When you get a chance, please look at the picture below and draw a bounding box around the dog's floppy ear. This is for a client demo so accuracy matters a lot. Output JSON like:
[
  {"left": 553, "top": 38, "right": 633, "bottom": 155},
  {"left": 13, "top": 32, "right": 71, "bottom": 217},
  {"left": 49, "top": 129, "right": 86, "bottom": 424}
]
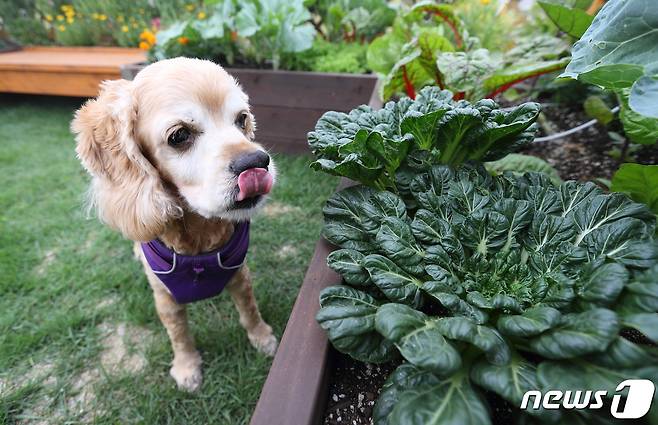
[{"left": 72, "top": 79, "right": 181, "bottom": 241}]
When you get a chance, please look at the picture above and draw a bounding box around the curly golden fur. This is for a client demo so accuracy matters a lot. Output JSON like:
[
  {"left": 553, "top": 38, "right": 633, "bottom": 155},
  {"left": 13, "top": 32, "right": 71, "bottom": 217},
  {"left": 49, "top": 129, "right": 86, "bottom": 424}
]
[{"left": 72, "top": 58, "right": 277, "bottom": 392}]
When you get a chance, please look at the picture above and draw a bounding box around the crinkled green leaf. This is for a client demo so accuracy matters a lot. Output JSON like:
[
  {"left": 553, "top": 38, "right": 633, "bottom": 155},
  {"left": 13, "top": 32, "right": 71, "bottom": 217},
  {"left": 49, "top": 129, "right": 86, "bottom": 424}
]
[
  {"left": 530, "top": 309, "right": 619, "bottom": 359},
  {"left": 577, "top": 263, "right": 628, "bottom": 305},
  {"left": 322, "top": 186, "right": 376, "bottom": 252},
  {"left": 497, "top": 306, "right": 562, "bottom": 337},
  {"left": 326, "top": 249, "right": 370, "bottom": 286},
  {"left": 317, "top": 286, "right": 396, "bottom": 363},
  {"left": 434, "top": 317, "right": 511, "bottom": 365},
  {"left": 376, "top": 363, "right": 491, "bottom": 425},
  {"left": 375, "top": 304, "right": 461, "bottom": 375},
  {"left": 471, "top": 356, "right": 558, "bottom": 420},
  {"left": 363, "top": 254, "right": 424, "bottom": 306},
  {"left": 376, "top": 217, "right": 425, "bottom": 275}
]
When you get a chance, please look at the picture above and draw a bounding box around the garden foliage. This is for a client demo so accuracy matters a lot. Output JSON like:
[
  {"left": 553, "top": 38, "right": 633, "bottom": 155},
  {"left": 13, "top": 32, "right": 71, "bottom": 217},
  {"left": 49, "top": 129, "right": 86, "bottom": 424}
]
[
  {"left": 310, "top": 91, "right": 658, "bottom": 424},
  {"left": 366, "top": 1, "right": 570, "bottom": 100},
  {"left": 558, "top": 0, "right": 658, "bottom": 145}
]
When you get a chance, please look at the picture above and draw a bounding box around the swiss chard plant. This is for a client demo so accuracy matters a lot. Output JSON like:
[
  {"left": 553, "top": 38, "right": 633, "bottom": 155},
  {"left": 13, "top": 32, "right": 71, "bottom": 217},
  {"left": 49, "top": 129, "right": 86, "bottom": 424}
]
[
  {"left": 307, "top": 0, "right": 396, "bottom": 43},
  {"left": 308, "top": 87, "right": 541, "bottom": 192},
  {"left": 309, "top": 92, "right": 658, "bottom": 424},
  {"left": 366, "top": 1, "right": 570, "bottom": 100}
]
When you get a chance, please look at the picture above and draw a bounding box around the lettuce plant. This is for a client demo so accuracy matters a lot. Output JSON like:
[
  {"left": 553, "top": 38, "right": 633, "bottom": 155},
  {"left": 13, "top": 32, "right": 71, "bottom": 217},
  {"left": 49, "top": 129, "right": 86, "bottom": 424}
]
[
  {"left": 308, "top": 87, "right": 540, "bottom": 192},
  {"left": 316, "top": 164, "right": 658, "bottom": 424}
]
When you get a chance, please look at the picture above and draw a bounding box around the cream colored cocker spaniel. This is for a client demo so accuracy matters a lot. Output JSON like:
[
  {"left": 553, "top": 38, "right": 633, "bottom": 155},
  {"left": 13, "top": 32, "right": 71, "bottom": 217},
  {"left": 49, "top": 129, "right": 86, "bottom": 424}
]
[{"left": 72, "top": 57, "right": 278, "bottom": 392}]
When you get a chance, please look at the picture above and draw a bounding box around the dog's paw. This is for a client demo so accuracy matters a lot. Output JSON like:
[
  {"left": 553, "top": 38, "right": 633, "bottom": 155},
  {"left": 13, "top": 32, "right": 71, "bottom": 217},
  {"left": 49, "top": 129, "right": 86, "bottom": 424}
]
[
  {"left": 170, "top": 352, "right": 203, "bottom": 392},
  {"left": 248, "top": 324, "right": 278, "bottom": 357}
]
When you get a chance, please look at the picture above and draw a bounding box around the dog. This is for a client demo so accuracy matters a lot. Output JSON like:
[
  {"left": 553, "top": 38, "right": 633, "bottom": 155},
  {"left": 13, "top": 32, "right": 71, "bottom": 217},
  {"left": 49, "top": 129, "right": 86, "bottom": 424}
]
[{"left": 72, "top": 57, "right": 278, "bottom": 392}]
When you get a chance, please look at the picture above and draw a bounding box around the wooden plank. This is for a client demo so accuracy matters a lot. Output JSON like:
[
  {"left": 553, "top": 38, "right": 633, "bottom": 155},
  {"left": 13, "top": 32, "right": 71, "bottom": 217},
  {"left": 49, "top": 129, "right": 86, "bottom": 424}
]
[
  {"left": 0, "top": 46, "right": 146, "bottom": 96},
  {"left": 250, "top": 179, "right": 358, "bottom": 425},
  {"left": 251, "top": 105, "right": 327, "bottom": 154},
  {"left": 0, "top": 69, "right": 119, "bottom": 97},
  {"left": 230, "top": 69, "right": 377, "bottom": 110},
  {"left": 249, "top": 236, "right": 340, "bottom": 425},
  {"left": 0, "top": 46, "right": 145, "bottom": 73}
]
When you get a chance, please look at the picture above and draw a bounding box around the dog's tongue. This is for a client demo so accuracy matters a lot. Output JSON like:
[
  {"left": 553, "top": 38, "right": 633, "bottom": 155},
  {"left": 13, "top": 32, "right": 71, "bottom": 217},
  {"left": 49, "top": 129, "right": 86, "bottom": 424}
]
[{"left": 237, "top": 168, "right": 273, "bottom": 201}]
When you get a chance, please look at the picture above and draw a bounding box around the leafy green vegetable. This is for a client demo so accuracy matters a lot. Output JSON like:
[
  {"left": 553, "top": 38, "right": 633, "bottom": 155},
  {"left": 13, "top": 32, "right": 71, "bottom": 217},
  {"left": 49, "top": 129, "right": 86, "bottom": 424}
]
[
  {"left": 306, "top": 0, "right": 395, "bottom": 43},
  {"left": 367, "top": 1, "right": 570, "bottom": 100},
  {"left": 611, "top": 164, "right": 658, "bottom": 215},
  {"left": 151, "top": 0, "right": 315, "bottom": 70},
  {"left": 314, "top": 162, "right": 658, "bottom": 425},
  {"left": 537, "top": 1, "right": 593, "bottom": 38},
  {"left": 560, "top": 0, "right": 658, "bottom": 119},
  {"left": 308, "top": 87, "right": 540, "bottom": 191}
]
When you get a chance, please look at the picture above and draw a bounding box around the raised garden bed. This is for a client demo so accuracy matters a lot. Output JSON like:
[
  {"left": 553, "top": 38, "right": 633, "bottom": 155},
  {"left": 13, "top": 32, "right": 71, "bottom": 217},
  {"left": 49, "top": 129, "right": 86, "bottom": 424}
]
[
  {"left": 121, "top": 63, "right": 378, "bottom": 154},
  {"left": 0, "top": 46, "right": 145, "bottom": 97}
]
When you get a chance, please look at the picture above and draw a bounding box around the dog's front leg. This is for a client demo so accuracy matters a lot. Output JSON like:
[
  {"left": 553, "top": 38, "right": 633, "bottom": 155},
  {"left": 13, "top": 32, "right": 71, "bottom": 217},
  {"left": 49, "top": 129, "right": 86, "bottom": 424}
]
[
  {"left": 227, "top": 265, "right": 278, "bottom": 356},
  {"left": 151, "top": 282, "right": 203, "bottom": 392}
]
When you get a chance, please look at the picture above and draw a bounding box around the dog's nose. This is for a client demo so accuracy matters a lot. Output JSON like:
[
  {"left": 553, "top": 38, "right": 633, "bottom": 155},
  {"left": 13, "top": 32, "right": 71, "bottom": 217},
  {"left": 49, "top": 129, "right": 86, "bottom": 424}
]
[{"left": 229, "top": 150, "right": 270, "bottom": 175}]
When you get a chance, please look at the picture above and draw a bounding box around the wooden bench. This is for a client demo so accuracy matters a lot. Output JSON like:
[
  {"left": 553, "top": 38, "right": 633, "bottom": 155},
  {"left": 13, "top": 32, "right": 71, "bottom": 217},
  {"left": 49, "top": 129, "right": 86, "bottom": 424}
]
[{"left": 0, "top": 46, "right": 145, "bottom": 97}]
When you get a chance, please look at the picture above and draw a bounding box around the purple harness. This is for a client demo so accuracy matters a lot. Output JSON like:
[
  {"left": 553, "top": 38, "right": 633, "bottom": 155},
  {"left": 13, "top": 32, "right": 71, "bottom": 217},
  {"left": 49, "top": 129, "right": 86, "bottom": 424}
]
[{"left": 141, "top": 221, "right": 250, "bottom": 304}]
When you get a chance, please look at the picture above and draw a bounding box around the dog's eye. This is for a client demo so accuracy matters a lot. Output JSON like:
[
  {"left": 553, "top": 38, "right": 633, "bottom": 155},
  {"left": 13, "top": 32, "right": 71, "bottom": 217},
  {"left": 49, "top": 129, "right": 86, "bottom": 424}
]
[
  {"left": 235, "top": 112, "right": 248, "bottom": 131},
  {"left": 168, "top": 127, "right": 191, "bottom": 148}
]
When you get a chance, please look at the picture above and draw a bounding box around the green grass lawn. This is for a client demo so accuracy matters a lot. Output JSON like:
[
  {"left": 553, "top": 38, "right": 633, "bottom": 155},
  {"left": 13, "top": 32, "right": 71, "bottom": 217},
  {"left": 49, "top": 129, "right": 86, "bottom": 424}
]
[{"left": 0, "top": 95, "right": 337, "bottom": 424}]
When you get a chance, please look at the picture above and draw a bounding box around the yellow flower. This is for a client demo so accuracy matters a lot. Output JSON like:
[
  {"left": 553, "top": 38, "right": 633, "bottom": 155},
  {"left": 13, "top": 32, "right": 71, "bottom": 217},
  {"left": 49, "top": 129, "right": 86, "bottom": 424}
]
[
  {"left": 61, "top": 4, "right": 72, "bottom": 12},
  {"left": 45, "top": 14, "right": 53, "bottom": 22},
  {"left": 99, "top": 14, "right": 107, "bottom": 21},
  {"left": 66, "top": 17, "right": 74, "bottom": 24},
  {"left": 56, "top": 14, "right": 64, "bottom": 21},
  {"left": 197, "top": 11, "right": 206, "bottom": 20},
  {"left": 139, "top": 41, "right": 150, "bottom": 50},
  {"left": 58, "top": 25, "right": 66, "bottom": 31},
  {"left": 178, "top": 36, "right": 189, "bottom": 45},
  {"left": 91, "top": 12, "right": 99, "bottom": 20},
  {"left": 121, "top": 25, "right": 129, "bottom": 32},
  {"left": 480, "top": 0, "right": 491, "bottom": 4},
  {"left": 185, "top": 4, "right": 195, "bottom": 11}
]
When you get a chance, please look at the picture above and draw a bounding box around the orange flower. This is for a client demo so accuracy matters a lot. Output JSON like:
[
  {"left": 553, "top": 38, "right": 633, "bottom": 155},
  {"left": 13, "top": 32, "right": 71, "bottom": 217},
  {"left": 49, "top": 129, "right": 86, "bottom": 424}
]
[
  {"left": 178, "top": 36, "right": 189, "bottom": 45},
  {"left": 139, "top": 41, "right": 150, "bottom": 50},
  {"left": 139, "top": 29, "right": 156, "bottom": 46},
  {"left": 230, "top": 30, "right": 238, "bottom": 42}
]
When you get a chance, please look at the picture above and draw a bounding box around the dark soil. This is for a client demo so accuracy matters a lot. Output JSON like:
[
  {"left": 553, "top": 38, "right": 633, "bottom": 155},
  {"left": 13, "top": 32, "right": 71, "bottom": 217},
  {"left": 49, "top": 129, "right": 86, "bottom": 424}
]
[
  {"left": 323, "top": 353, "right": 399, "bottom": 425},
  {"left": 521, "top": 104, "right": 658, "bottom": 182}
]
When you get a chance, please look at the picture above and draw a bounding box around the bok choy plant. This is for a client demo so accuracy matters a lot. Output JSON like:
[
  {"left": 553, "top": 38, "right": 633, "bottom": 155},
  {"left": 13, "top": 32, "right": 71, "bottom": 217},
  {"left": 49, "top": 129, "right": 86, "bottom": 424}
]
[{"left": 309, "top": 92, "right": 658, "bottom": 424}]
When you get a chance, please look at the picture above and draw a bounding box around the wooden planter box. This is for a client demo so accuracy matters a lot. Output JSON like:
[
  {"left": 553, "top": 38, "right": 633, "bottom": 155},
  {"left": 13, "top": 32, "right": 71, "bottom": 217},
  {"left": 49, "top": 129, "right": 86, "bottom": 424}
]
[
  {"left": 121, "top": 63, "right": 378, "bottom": 154},
  {"left": 0, "top": 46, "right": 146, "bottom": 97}
]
